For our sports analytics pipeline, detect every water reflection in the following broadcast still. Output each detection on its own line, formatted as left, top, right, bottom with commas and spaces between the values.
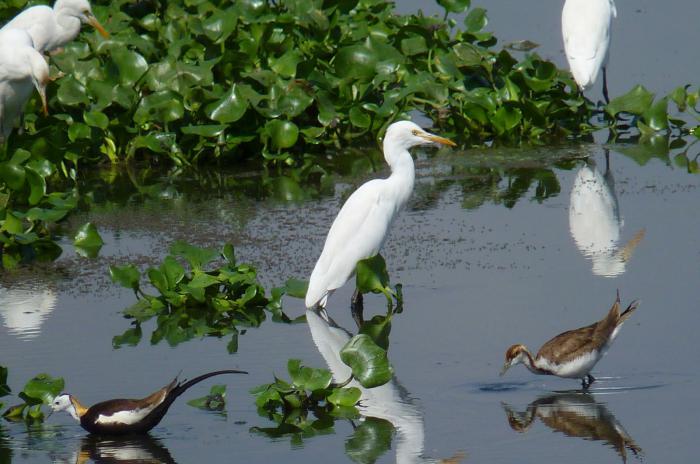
53, 435, 177, 464
502, 393, 643, 463
569, 152, 644, 277
306, 309, 461, 464
0, 284, 56, 340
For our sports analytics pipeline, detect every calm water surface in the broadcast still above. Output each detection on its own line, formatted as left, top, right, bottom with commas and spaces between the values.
0, 141, 698, 463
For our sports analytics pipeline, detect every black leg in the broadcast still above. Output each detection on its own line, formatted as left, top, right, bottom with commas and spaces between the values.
351, 288, 364, 329
587, 374, 596, 387
582, 374, 596, 390
602, 67, 610, 104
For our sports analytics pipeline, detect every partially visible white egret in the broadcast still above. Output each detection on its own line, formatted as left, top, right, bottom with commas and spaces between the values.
561, 0, 616, 103
0, 28, 49, 143
0, 284, 57, 340
1, 0, 109, 54
304, 121, 455, 319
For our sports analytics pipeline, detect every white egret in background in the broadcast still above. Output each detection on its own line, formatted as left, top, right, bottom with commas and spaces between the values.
569, 153, 644, 277
562, 0, 616, 103
0, 284, 57, 340
307, 309, 463, 464
0, 29, 49, 143
305, 121, 455, 321
1, 0, 109, 54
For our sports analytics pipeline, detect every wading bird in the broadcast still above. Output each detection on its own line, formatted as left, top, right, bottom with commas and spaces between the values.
500, 292, 639, 389
0, 29, 49, 143
305, 121, 455, 323
562, 0, 616, 103
1, 0, 109, 54
50, 369, 247, 435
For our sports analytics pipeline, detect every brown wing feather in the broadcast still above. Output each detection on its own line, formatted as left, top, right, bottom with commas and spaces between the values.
536, 323, 597, 364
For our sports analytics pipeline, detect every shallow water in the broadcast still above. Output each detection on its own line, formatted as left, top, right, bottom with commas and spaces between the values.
0, 139, 698, 463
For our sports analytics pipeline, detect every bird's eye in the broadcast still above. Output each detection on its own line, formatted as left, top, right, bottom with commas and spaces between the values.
411, 130, 419, 136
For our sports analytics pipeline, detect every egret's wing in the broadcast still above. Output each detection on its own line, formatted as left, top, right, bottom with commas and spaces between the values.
561, 0, 614, 88
0, 6, 55, 52
306, 180, 395, 307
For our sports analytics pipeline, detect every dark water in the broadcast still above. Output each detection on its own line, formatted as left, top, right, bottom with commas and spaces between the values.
1, 140, 698, 463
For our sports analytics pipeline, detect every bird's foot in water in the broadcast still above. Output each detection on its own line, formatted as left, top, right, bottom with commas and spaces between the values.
351, 289, 364, 329
581, 374, 596, 390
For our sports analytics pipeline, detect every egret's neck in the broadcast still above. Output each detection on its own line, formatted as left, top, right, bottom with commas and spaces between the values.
383, 145, 415, 209
53, 9, 82, 45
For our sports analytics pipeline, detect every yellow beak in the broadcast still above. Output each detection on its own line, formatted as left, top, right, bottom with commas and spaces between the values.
88, 15, 110, 39
420, 133, 457, 147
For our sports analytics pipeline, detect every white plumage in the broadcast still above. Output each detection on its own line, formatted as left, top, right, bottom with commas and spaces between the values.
562, 0, 616, 100
1, 0, 109, 54
305, 121, 455, 310
0, 28, 49, 142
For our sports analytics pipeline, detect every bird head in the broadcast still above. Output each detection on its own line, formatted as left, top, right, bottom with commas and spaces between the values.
49, 393, 80, 421
56, 0, 110, 38
383, 120, 456, 152
500, 344, 528, 376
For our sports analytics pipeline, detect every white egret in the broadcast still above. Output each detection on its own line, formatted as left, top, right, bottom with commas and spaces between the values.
0, 29, 49, 143
304, 121, 455, 320
0, 284, 56, 340
561, 0, 616, 103
1, 0, 109, 54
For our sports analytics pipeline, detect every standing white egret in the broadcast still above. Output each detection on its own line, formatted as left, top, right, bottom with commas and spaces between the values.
0, 29, 49, 143
304, 121, 455, 321
1, 0, 109, 54
561, 0, 616, 103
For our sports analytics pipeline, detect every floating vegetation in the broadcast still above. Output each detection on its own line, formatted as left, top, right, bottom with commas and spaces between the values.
250, 359, 360, 438
186, 384, 228, 412
0, 367, 63, 424
110, 241, 294, 352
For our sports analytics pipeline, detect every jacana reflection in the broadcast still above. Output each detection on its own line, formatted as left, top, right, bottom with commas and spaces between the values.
59, 435, 177, 464
569, 151, 644, 277
502, 393, 642, 463
306, 309, 462, 464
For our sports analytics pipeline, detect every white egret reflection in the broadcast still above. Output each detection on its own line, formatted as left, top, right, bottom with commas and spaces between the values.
0, 284, 56, 340
568, 153, 644, 277
306, 309, 462, 464
503, 393, 643, 463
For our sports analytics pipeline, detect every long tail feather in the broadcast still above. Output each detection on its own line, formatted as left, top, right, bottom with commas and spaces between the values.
171, 369, 248, 398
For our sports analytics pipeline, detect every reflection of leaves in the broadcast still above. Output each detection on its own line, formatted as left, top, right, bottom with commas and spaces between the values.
345, 417, 394, 464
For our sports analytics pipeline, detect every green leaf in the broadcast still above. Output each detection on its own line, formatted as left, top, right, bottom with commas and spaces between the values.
327, 387, 361, 407
113, 325, 143, 348
206, 84, 248, 123
437, 0, 470, 14
134, 91, 184, 124
21, 374, 64, 405
56, 76, 89, 106
265, 120, 299, 149
74, 222, 104, 248
269, 50, 302, 78
465, 7, 488, 32
345, 417, 394, 463
109, 264, 140, 291
83, 110, 110, 129
340, 334, 393, 388
283, 279, 308, 299
170, 241, 219, 269
288, 359, 332, 392
355, 254, 390, 294
111, 48, 149, 86
359, 314, 392, 351
606, 84, 654, 116
25, 168, 46, 205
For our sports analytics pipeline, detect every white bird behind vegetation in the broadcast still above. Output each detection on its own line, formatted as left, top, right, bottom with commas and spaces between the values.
304, 120, 455, 311
561, 0, 616, 102
0, 28, 49, 143
1, 0, 109, 54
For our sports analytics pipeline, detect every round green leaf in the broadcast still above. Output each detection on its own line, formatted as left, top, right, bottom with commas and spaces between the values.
109, 264, 141, 290
73, 222, 104, 248
340, 334, 393, 388
206, 84, 248, 123
265, 120, 299, 149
